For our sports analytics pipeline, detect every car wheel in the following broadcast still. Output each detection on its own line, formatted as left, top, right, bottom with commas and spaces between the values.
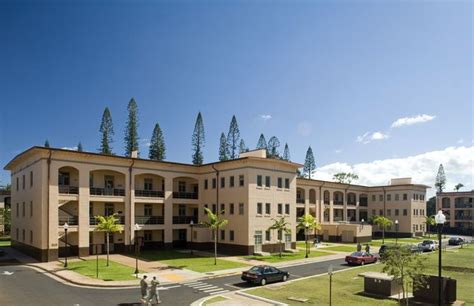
260, 278, 267, 286
360, 261, 365, 266
282, 275, 288, 282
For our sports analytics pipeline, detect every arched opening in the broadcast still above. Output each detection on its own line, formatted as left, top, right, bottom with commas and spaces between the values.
89, 169, 126, 196
296, 188, 305, 204
347, 192, 356, 205
359, 194, 368, 207
333, 191, 343, 205
442, 197, 450, 208
58, 166, 79, 194
134, 173, 165, 198
309, 189, 316, 204
172, 177, 199, 199
323, 190, 330, 204
455, 197, 472, 209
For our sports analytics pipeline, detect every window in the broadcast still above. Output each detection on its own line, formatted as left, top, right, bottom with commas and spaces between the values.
379, 195, 383, 202
178, 204, 186, 216
239, 203, 244, 215
230, 176, 235, 187
144, 178, 153, 191
413, 225, 416, 232
387, 209, 391, 216
144, 204, 152, 216
379, 209, 383, 216
16, 228, 19, 240
144, 231, 152, 241
212, 204, 217, 214
403, 194, 407, 200
372, 209, 376, 216
22, 229, 25, 242
285, 178, 290, 189
277, 230, 282, 240
220, 230, 225, 240
265, 176, 271, 188
415, 224, 418, 231
30, 171, 33, 187
403, 209, 407, 216
395, 209, 399, 216
22, 175, 25, 190
239, 175, 244, 187
285, 204, 290, 215
265, 230, 271, 241
212, 178, 217, 189
278, 203, 283, 215
230, 230, 235, 241
89, 174, 94, 187
387, 194, 391, 201
30, 230, 33, 244
221, 177, 225, 188
22, 202, 25, 217
59, 172, 70, 186
277, 178, 283, 189
371, 195, 376, 201
30, 201, 33, 217
178, 181, 186, 192
230, 203, 234, 215
204, 179, 208, 190
257, 175, 263, 187
257, 203, 263, 214
220, 203, 225, 214
395, 194, 399, 201
16, 203, 19, 217
265, 203, 271, 214
16, 177, 19, 191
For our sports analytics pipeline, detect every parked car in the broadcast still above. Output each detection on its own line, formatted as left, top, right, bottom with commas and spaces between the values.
418, 240, 438, 252
345, 251, 378, 265
448, 237, 465, 246
241, 265, 289, 286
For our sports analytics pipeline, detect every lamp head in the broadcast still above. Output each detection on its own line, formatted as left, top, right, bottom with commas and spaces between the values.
395, 220, 399, 225
63, 223, 69, 230
190, 220, 194, 225
435, 210, 446, 224
134, 223, 141, 231
361, 219, 365, 223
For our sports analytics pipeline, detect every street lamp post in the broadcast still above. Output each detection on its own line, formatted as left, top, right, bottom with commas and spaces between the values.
395, 220, 399, 245
134, 223, 142, 277
435, 210, 446, 306
63, 223, 69, 268
190, 220, 195, 255
305, 222, 309, 258
328, 264, 333, 306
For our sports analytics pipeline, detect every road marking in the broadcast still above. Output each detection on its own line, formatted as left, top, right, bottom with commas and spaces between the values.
203, 287, 225, 293
160, 285, 181, 290
2, 271, 14, 276
196, 285, 217, 290
183, 281, 202, 285
187, 283, 206, 288
224, 283, 242, 289
209, 290, 229, 295
191, 284, 213, 288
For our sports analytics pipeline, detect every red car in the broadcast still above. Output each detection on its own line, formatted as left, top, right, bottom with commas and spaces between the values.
345, 252, 378, 265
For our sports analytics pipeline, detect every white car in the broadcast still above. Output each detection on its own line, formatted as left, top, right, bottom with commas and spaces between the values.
418, 240, 438, 252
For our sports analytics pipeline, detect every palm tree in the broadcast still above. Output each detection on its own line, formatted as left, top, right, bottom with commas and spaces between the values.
425, 215, 435, 238
268, 217, 291, 257
297, 214, 321, 254
94, 214, 123, 266
373, 215, 393, 244
454, 183, 464, 192
202, 208, 228, 265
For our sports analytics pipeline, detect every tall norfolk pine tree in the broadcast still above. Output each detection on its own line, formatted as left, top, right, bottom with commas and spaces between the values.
99, 107, 114, 154
192, 112, 205, 165
77, 142, 83, 152
256, 134, 267, 150
219, 132, 229, 161
267, 136, 281, 158
304, 146, 316, 179
283, 143, 290, 161
239, 139, 248, 154
124, 98, 139, 156
226, 115, 240, 159
435, 164, 446, 193
149, 123, 166, 161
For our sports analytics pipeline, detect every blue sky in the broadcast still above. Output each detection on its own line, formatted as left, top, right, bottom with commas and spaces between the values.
0, 0, 472, 192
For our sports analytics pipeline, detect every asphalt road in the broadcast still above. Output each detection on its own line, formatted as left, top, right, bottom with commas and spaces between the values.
0, 258, 348, 306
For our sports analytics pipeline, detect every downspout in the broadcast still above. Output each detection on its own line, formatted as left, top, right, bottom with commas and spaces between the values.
47, 149, 52, 260
319, 182, 326, 223
129, 158, 135, 252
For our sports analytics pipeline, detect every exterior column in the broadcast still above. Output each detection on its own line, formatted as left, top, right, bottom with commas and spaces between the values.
48, 162, 60, 261
164, 176, 174, 247
125, 170, 133, 248
304, 189, 309, 215
329, 191, 334, 223
78, 169, 90, 257
343, 191, 347, 222
355, 193, 360, 222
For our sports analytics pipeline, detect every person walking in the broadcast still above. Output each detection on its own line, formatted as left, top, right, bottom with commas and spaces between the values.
149, 276, 162, 304
365, 244, 370, 254
357, 242, 362, 252
140, 275, 149, 304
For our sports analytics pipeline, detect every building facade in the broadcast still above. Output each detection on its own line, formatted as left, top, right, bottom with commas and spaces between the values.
436, 191, 473, 235
0, 190, 11, 235
5, 147, 428, 262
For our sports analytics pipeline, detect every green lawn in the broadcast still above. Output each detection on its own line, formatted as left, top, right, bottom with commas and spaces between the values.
369, 236, 443, 247
203, 296, 229, 305
139, 250, 249, 273
247, 247, 474, 305
0, 240, 11, 247
244, 250, 330, 263
65, 259, 138, 281
321, 245, 359, 253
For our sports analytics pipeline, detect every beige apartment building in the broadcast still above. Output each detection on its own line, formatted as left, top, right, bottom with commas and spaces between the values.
437, 191, 473, 234
5, 146, 428, 262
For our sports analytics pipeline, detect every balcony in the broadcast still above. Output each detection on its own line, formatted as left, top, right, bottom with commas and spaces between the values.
59, 185, 79, 194
59, 216, 78, 226
135, 190, 164, 198
455, 215, 472, 221
89, 216, 125, 225
173, 192, 198, 199
333, 201, 343, 205
135, 216, 164, 225
90, 187, 125, 197
173, 216, 198, 224
296, 198, 305, 204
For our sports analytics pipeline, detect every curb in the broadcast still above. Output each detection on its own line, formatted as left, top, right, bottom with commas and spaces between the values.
236, 291, 288, 306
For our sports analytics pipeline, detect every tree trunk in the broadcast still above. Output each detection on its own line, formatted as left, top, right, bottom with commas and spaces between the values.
279, 239, 282, 257
382, 226, 385, 244
214, 230, 217, 265
106, 232, 110, 267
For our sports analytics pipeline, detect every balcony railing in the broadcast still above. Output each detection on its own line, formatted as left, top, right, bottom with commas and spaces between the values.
90, 216, 125, 225
455, 216, 473, 221
135, 190, 164, 198
359, 200, 368, 207
347, 201, 356, 206
296, 198, 305, 204
59, 185, 79, 194
455, 204, 473, 209
172, 216, 198, 224
173, 192, 198, 199
90, 187, 125, 196
333, 201, 343, 205
135, 216, 164, 225
59, 216, 78, 226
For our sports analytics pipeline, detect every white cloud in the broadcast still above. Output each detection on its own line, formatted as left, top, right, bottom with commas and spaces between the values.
457, 138, 464, 144
297, 121, 312, 137
335, 149, 342, 154
312, 146, 474, 198
391, 114, 436, 128
61, 146, 78, 151
356, 131, 389, 144
260, 114, 272, 121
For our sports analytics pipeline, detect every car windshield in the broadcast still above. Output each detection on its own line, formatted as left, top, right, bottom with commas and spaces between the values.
423, 240, 432, 244
249, 266, 263, 273
351, 252, 364, 256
